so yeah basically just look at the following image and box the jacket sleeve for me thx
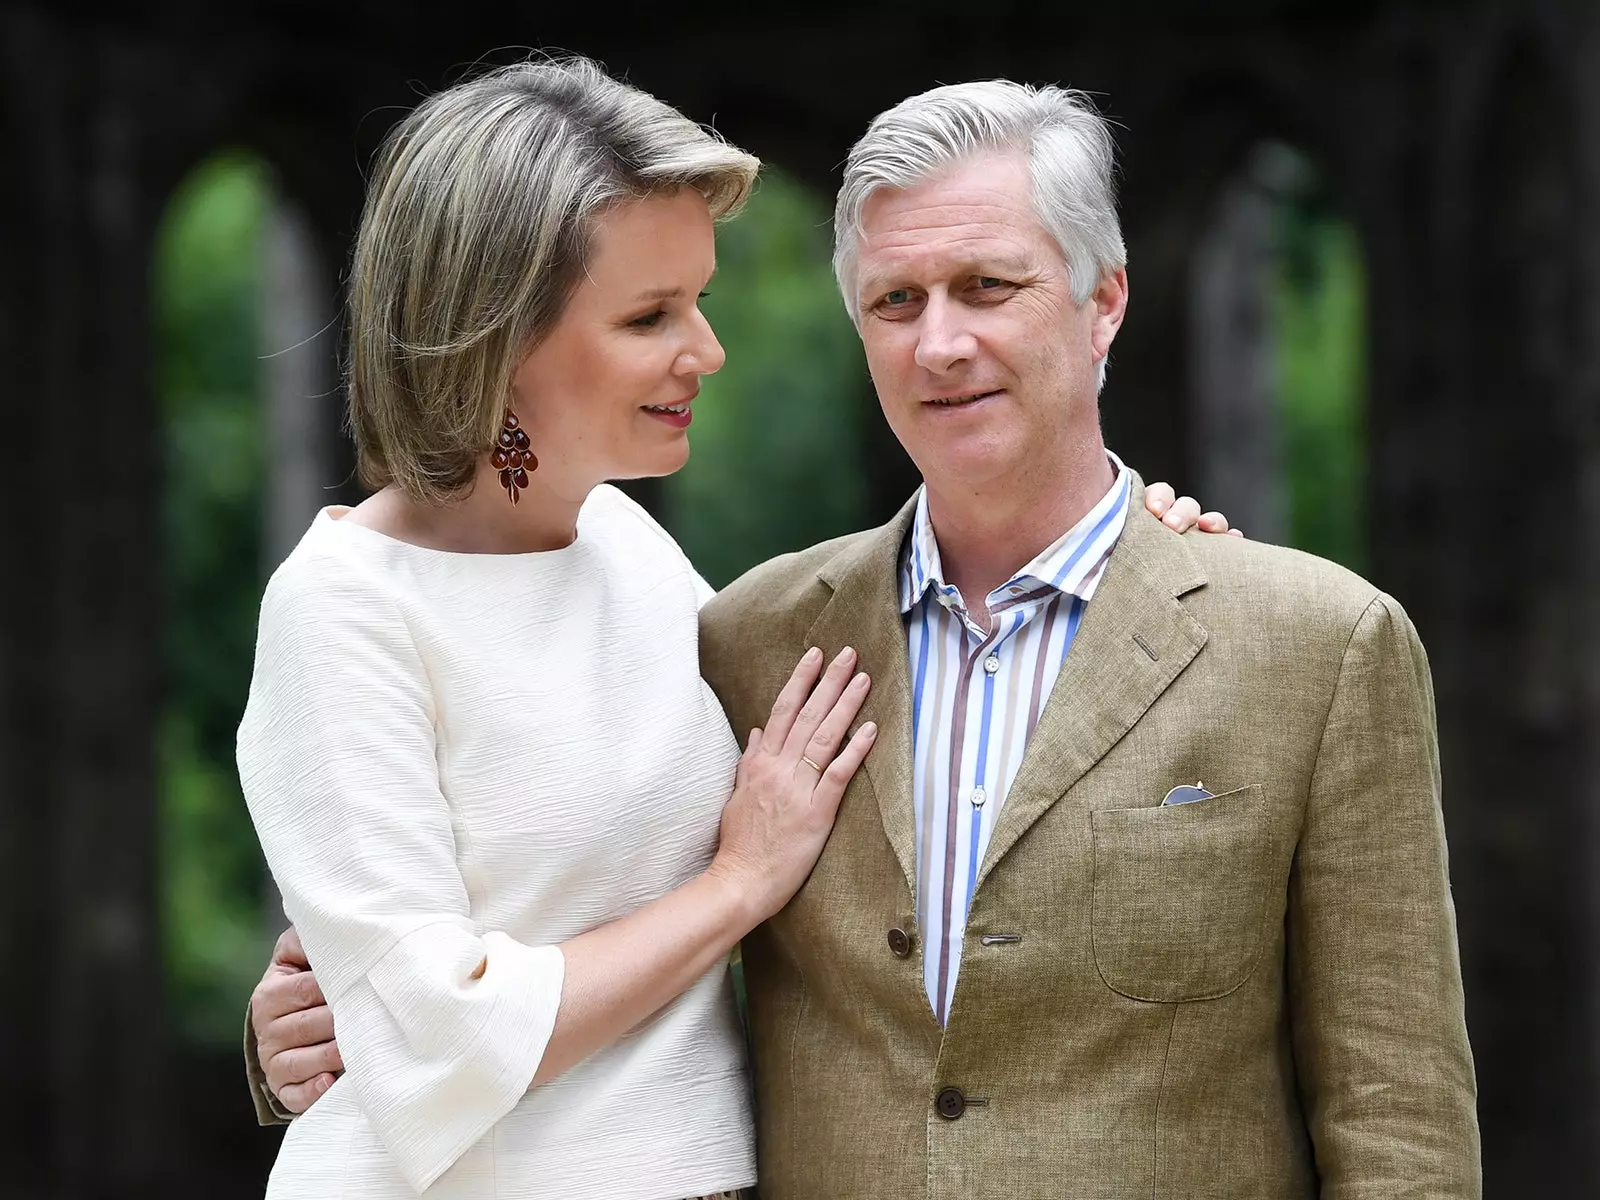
[1287,592,1481,1197]
[237,563,565,1192]
[243,1005,296,1125]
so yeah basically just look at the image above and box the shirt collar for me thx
[899,451,1133,615]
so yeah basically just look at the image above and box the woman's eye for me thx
[698,291,710,300]
[630,310,665,329]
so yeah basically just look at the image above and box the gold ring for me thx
[800,755,824,774]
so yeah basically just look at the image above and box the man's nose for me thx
[913,295,974,373]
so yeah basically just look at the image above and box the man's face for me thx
[852,150,1126,495]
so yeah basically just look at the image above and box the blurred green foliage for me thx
[664,171,870,586]
[1274,186,1368,574]
[154,152,276,1045]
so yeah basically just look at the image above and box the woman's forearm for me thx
[529,867,754,1088]
[527,649,874,1088]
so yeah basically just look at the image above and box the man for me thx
[250,80,1479,1197]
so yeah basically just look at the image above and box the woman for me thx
[239,56,1228,1199]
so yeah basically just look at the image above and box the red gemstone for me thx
[504,411,519,429]
[498,430,515,449]
[525,451,538,472]
[491,448,509,470]
[507,450,523,469]
[499,468,512,489]
[512,429,530,452]
[512,467,528,488]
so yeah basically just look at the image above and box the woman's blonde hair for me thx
[347,55,760,502]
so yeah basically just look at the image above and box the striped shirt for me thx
[901,457,1133,1024]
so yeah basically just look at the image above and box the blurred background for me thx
[1,0,1595,1194]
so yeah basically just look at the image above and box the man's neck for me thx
[924,443,1117,619]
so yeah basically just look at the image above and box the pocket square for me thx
[1161,782,1214,806]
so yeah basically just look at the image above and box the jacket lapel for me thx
[804,497,920,899]
[976,497,1212,889]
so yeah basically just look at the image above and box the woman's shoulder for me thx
[582,485,716,609]
[257,513,411,640]
[583,483,674,541]
[582,485,696,568]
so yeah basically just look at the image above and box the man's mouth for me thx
[926,390,1001,407]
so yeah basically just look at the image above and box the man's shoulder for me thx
[1175,526,1404,647]
[703,526,882,631]
[698,525,892,713]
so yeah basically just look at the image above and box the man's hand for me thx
[250,926,343,1114]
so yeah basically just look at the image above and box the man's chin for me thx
[910,443,1022,493]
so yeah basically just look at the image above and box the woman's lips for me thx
[642,402,693,429]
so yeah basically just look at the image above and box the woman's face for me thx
[509,187,724,494]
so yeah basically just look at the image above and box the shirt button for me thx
[887,927,913,958]
[970,787,987,809]
[983,654,1001,674]
[935,1087,967,1120]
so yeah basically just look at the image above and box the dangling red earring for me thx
[491,411,537,504]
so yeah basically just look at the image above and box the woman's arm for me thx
[241,565,557,1188]
[241,563,870,1184]
[527,644,873,1087]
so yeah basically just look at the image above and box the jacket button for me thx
[935,1086,966,1119]
[887,927,913,958]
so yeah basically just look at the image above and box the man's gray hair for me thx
[832,80,1126,320]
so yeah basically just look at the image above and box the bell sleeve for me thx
[237,561,565,1193]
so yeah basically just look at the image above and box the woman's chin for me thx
[616,439,692,481]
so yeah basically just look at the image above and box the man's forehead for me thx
[860,164,1034,230]
[854,204,1054,289]
[858,157,1044,233]
[857,234,1036,282]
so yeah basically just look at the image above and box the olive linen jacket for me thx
[698,484,1480,1200]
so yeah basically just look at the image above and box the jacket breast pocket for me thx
[1090,784,1271,1002]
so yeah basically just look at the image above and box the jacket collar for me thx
[803,471,1211,893]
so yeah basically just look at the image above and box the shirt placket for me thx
[932,594,992,1026]
[960,607,1031,909]
[935,599,1034,1025]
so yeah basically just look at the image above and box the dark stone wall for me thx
[2,1,1595,1193]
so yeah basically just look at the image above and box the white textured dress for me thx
[237,485,755,1198]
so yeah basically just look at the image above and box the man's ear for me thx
[1090,267,1129,363]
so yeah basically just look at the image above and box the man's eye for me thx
[884,289,912,305]
[977,276,1006,289]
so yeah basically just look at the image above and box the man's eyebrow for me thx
[858,256,1033,295]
